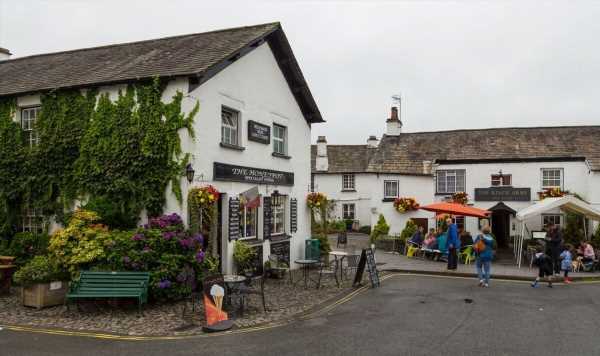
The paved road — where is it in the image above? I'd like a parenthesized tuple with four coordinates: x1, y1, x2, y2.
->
(2, 274, 600, 356)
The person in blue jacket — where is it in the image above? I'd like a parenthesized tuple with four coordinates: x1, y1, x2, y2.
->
(446, 217, 460, 270)
(474, 225, 494, 287)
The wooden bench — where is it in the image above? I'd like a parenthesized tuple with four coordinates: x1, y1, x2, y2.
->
(66, 271, 150, 314)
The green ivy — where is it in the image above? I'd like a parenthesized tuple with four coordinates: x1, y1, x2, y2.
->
(0, 78, 199, 234)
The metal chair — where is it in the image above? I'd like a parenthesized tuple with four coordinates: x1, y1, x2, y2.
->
(345, 254, 360, 279)
(238, 271, 267, 315)
(317, 257, 339, 288)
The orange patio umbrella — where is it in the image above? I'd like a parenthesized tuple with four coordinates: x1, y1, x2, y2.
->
(419, 202, 490, 218)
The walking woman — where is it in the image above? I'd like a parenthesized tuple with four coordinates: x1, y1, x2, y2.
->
(474, 225, 494, 287)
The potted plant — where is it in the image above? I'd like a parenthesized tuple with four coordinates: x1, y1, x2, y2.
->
(264, 259, 288, 279)
(13, 255, 70, 309)
(344, 219, 354, 232)
(233, 240, 257, 277)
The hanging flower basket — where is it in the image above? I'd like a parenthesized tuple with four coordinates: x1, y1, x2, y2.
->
(306, 192, 328, 209)
(452, 192, 469, 205)
(393, 197, 419, 213)
(189, 185, 220, 209)
(538, 188, 567, 200)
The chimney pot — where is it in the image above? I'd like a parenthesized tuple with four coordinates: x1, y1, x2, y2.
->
(386, 105, 402, 136)
(367, 135, 379, 148)
(316, 136, 328, 171)
(0, 47, 11, 61)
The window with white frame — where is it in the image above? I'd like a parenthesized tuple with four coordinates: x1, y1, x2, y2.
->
(342, 203, 355, 220)
(491, 174, 512, 186)
(436, 169, 466, 194)
(21, 106, 41, 147)
(238, 203, 257, 239)
(541, 168, 563, 190)
(221, 107, 239, 146)
(272, 197, 286, 235)
(453, 216, 465, 231)
(384, 180, 399, 199)
(542, 214, 562, 227)
(19, 206, 44, 234)
(342, 174, 355, 190)
(273, 124, 287, 155)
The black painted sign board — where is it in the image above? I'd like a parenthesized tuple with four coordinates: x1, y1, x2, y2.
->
(353, 248, 380, 288)
(248, 120, 270, 144)
(474, 187, 531, 201)
(270, 240, 290, 265)
(214, 162, 294, 186)
(228, 198, 240, 240)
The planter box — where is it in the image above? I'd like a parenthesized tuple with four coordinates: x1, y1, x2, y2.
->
(21, 281, 68, 309)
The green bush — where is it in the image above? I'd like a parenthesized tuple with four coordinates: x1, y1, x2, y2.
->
(328, 219, 346, 233)
(7, 232, 50, 267)
(370, 214, 390, 244)
(13, 255, 69, 287)
(400, 219, 417, 243)
(563, 212, 585, 246)
(83, 196, 139, 230)
(359, 225, 371, 235)
(591, 224, 600, 248)
(233, 240, 256, 273)
(315, 234, 332, 255)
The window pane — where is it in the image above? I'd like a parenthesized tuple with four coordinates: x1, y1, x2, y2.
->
(437, 171, 446, 193)
(221, 108, 239, 146)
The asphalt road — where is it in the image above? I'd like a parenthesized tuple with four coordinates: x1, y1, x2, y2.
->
(2, 274, 600, 356)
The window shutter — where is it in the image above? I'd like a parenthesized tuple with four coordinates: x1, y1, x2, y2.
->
(290, 198, 298, 233)
(228, 197, 240, 241)
(263, 196, 272, 239)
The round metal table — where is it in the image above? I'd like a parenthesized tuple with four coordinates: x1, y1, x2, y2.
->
(223, 274, 247, 312)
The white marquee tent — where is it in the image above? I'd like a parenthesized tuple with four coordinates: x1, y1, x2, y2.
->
(515, 195, 600, 268)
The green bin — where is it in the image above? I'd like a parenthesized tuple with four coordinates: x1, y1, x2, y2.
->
(305, 239, 320, 260)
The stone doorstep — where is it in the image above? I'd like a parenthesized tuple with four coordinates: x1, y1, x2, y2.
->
(380, 268, 600, 283)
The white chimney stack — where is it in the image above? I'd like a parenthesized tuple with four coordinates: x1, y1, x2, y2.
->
(316, 136, 328, 171)
(0, 47, 12, 61)
(386, 106, 402, 136)
(423, 160, 432, 175)
(367, 135, 379, 148)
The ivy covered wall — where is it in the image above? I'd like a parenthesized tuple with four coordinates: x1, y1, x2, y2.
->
(0, 78, 199, 238)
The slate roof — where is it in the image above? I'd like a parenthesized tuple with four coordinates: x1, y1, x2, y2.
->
(0, 22, 323, 123)
(311, 145, 375, 173)
(312, 125, 600, 174)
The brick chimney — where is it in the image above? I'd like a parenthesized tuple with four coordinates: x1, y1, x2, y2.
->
(0, 47, 11, 61)
(386, 106, 402, 136)
(316, 136, 328, 171)
(367, 135, 378, 148)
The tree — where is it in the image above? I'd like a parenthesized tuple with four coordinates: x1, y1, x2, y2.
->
(370, 214, 390, 244)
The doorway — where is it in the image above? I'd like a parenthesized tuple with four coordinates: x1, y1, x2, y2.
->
(491, 210, 510, 248)
(412, 218, 428, 233)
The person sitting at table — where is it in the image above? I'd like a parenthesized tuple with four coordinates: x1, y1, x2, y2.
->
(424, 228, 437, 248)
(578, 241, 595, 263)
(406, 226, 424, 257)
(460, 229, 473, 252)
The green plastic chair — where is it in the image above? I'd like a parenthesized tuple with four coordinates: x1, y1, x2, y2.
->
(460, 246, 475, 265)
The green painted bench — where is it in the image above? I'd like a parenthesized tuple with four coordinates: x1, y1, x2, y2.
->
(66, 271, 150, 314)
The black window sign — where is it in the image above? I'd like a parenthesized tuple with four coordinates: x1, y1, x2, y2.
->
(353, 248, 380, 288)
(263, 196, 272, 239)
(290, 198, 298, 233)
(474, 187, 531, 202)
(248, 120, 270, 144)
(228, 197, 240, 240)
(270, 241, 290, 265)
(214, 162, 294, 186)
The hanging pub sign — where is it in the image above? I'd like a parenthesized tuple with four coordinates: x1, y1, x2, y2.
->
(247, 120, 270, 144)
(474, 187, 531, 202)
(214, 162, 294, 186)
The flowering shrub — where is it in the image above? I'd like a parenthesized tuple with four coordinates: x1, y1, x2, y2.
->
(13, 255, 69, 287)
(393, 197, 419, 213)
(48, 209, 111, 276)
(188, 185, 220, 209)
(538, 188, 567, 200)
(452, 192, 469, 205)
(306, 192, 328, 209)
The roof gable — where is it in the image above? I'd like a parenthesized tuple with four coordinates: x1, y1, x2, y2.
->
(0, 22, 323, 124)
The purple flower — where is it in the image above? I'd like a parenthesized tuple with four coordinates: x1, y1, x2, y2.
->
(122, 256, 131, 264)
(157, 279, 172, 289)
(162, 231, 176, 240)
(195, 250, 205, 263)
(193, 233, 204, 245)
(178, 238, 193, 249)
(132, 233, 145, 241)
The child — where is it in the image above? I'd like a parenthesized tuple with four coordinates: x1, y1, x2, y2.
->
(560, 244, 573, 284)
(532, 246, 554, 288)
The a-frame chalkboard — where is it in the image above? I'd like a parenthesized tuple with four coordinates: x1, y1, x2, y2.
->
(352, 248, 380, 288)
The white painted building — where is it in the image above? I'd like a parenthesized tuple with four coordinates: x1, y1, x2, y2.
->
(313, 105, 600, 249)
(1, 23, 324, 273)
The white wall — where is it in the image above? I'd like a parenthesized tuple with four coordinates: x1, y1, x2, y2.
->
(313, 173, 374, 226)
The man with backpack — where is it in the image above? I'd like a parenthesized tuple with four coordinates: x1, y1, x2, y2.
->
(474, 225, 495, 287)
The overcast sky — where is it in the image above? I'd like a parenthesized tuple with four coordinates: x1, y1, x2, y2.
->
(1, 0, 599, 144)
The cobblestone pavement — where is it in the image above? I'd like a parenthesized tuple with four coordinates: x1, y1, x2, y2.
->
(0, 271, 358, 336)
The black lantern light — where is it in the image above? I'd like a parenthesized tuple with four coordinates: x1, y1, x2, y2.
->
(272, 189, 283, 206)
(185, 163, 195, 183)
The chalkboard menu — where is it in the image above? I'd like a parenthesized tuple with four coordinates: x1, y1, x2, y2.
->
(353, 248, 380, 288)
(228, 198, 240, 240)
(337, 232, 347, 247)
(270, 240, 290, 265)
(248, 120, 270, 144)
(290, 198, 298, 233)
(263, 196, 272, 239)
